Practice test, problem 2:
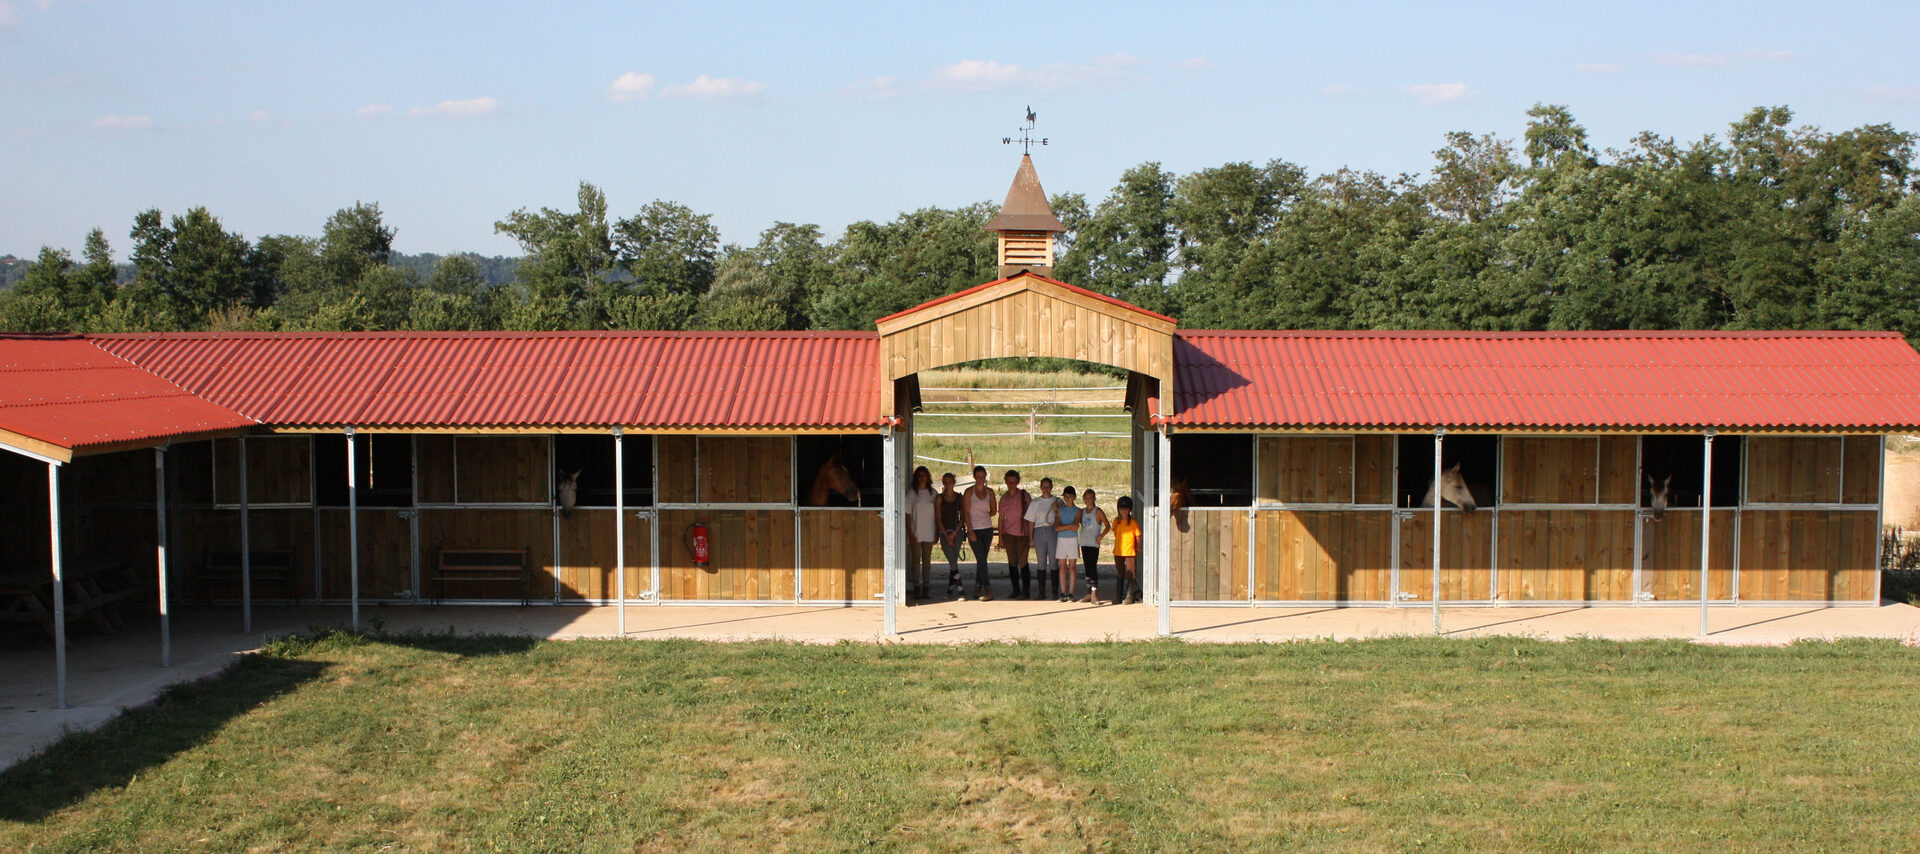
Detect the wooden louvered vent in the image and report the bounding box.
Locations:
[997,230,1054,274]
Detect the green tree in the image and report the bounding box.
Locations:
[129,206,254,323]
[811,203,997,329]
[494,182,615,328]
[1055,163,1177,310]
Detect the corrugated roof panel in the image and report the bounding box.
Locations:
[1170,330,1920,431]
[0,335,257,455]
[90,330,886,431]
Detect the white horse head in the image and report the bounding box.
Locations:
[1421,462,1476,512]
[1646,473,1672,521]
[558,469,580,517]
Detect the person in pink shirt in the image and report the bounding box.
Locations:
[996,470,1033,599]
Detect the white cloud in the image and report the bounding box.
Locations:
[246,109,272,123]
[840,75,901,100]
[1171,57,1217,73]
[1403,83,1471,105]
[0,2,19,31]
[931,59,1026,92]
[661,75,765,100]
[1576,62,1625,74]
[928,54,1144,94]
[1863,84,1920,103]
[407,95,501,119]
[606,71,656,103]
[1654,49,1797,67]
[356,104,395,119]
[91,114,154,131]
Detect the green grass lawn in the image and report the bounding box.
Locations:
[5,633,1919,852]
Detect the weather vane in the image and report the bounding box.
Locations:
[1002,106,1048,155]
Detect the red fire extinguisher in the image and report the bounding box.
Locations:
[686,520,711,568]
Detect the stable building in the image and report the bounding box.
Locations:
[7,154,1920,706]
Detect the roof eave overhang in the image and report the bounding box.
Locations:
[1161,423,1919,435]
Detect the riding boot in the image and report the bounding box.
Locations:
[1020,565,1034,599]
[1009,565,1025,599]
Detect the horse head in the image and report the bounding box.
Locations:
[811,455,862,506]
[1170,477,1192,532]
[1422,462,1476,512]
[557,469,580,517]
[1647,473,1672,521]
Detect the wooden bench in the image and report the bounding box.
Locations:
[1,559,153,638]
[433,548,530,606]
[200,549,297,604]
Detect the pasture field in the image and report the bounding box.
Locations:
[5,632,1919,852]
[913,367,1133,541]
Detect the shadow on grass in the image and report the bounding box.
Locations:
[0,652,330,823]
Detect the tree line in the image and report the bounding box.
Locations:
[3,104,1915,339]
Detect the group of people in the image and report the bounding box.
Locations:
[904,466,1142,604]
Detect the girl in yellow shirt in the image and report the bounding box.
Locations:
[1111,496,1142,606]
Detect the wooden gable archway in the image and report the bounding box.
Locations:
[872,272,1177,415]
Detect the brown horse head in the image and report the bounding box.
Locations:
[1170,477,1192,532]
[1647,473,1672,521]
[809,455,862,506]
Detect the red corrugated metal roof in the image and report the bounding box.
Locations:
[90,331,885,430]
[0,334,256,458]
[873,271,1177,326]
[1170,330,1920,431]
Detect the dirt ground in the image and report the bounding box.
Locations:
[1885,443,1920,529]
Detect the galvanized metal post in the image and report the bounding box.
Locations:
[614,427,626,637]
[1157,428,1173,637]
[882,427,900,636]
[346,427,360,631]
[49,462,67,709]
[156,446,170,667]
[883,426,898,633]
[239,434,252,633]
[1432,429,1444,636]
[1699,431,1715,637]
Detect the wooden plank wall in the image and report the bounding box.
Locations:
[1746,437,1842,504]
[881,287,1172,382]
[415,436,456,503]
[213,437,311,504]
[1258,437,1352,503]
[315,509,411,599]
[1496,510,1635,601]
[657,436,696,503]
[417,508,555,599]
[556,509,654,600]
[657,508,794,600]
[697,437,791,503]
[1397,512,1495,600]
[1842,435,1881,504]
[1353,436,1394,505]
[1639,509,1738,600]
[176,506,317,599]
[799,510,884,601]
[1598,436,1637,504]
[1169,510,1245,601]
[454,437,549,503]
[1253,510,1393,601]
[1738,510,1878,601]
[1503,438,1598,503]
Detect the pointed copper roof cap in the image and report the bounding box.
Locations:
[983,154,1066,232]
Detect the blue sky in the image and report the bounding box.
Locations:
[3,0,1916,258]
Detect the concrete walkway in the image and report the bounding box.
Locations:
[5,598,1919,772]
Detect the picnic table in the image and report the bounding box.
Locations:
[0,558,151,640]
